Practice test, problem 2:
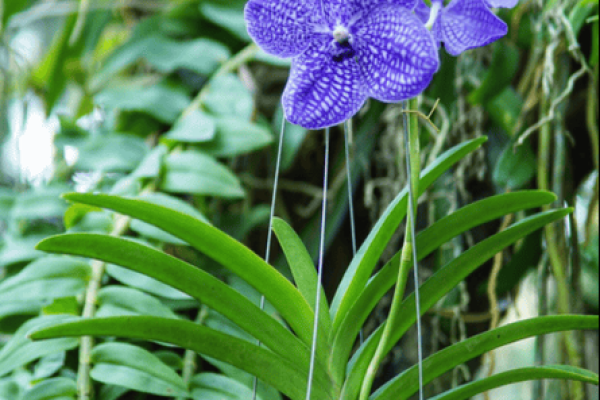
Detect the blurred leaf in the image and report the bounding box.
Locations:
[199,0,250,41]
[2,0,35,29]
[569,0,599,37]
[99,35,230,81]
[96,286,179,319]
[0,377,20,400]
[0,256,91,303]
[220,205,270,240]
[0,315,78,378]
[486,88,524,136]
[164,110,217,143]
[96,81,190,124]
[493,140,536,189]
[74,133,149,172]
[90,342,188,397]
[154,351,183,371]
[20,377,76,400]
[0,235,49,269]
[97,385,128,400]
[10,186,69,224]
[468,42,520,105]
[32,352,66,380]
[0,302,42,324]
[273,106,307,172]
[203,74,254,120]
[131,145,168,179]
[105,264,191,301]
[161,151,245,198]
[0,189,16,221]
[200,118,273,157]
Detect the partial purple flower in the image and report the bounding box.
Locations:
[485,0,519,8]
[245,0,440,129]
[421,0,509,56]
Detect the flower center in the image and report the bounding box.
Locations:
[333,26,351,44]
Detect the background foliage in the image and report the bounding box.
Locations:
[0,0,598,399]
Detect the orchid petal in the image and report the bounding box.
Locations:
[485,0,520,8]
[244,0,326,58]
[282,40,368,129]
[353,5,439,102]
[434,0,508,56]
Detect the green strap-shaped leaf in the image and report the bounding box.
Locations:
[30,316,334,400]
[36,234,320,377]
[372,316,600,399]
[272,218,333,344]
[330,191,556,377]
[427,365,599,400]
[331,137,488,332]
[339,208,573,399]
[59,193,324,361]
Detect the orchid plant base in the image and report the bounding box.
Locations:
[29,134,599,399]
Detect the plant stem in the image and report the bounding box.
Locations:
[359,99,421,400]
[178,305,209,399]
[77,213,132,400]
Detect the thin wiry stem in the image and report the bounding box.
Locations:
[306,127,330,400]
[344,120,362,345]
[252,117,286,400]
[344,121,358,256]
[402,100,425,400]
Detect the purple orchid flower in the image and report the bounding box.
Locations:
[485,0,519,7]
[245,0,440,129]
[419,0,510,56]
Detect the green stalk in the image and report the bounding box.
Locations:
[359,98,421,400]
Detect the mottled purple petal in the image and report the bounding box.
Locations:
[485,0,519,8]
[327,0,418,27]
[353,5,439,102]
[282,39,368,129]
[244,0,326,58]
[434,0,508,56]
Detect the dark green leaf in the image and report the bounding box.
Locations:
[373,316,600,399]
[30,316,334,400]
[36,234,315,371]
[428,365,599,400]
[56,193,327,371]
